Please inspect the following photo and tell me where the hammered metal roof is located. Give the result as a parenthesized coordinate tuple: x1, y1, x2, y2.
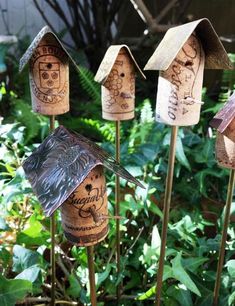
(19, 26, 79, 72)
(144, 18, 232, 71)
(23, 126, 144, 216)
(94, 44, 146, 84)
(210, 92, 235, 132)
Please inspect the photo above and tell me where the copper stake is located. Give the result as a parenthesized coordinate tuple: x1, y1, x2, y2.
(49, 115, 56, 306)
(115, 120, 121, 304)
(213, 169, 235, 306)
(87, 246, 97, 306)
(156, 126, 178, 306)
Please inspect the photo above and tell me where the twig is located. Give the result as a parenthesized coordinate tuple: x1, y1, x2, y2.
(124, 226, 144, 257)
(129, 0, 177, 33)
(155, 0, 178, 23)
(16, 297, 78, 305)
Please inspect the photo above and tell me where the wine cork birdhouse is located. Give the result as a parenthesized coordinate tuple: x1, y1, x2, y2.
(210, 92, 235, 170)
(94, 45, 145, 121)
(210, 92, 235, 142)
(23, 126, 143, 246)
(144, 18, 231, 126)
(19, 26, 78, 116)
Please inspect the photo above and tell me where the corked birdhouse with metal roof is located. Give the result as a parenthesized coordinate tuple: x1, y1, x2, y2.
(23, 126, 143, 246)
(210, 92, 235, 142)
(210, 92, 235, 169)
(19, 26, 79, 116)
(94, 45, 145, 121)
(144, 18, 232, 126)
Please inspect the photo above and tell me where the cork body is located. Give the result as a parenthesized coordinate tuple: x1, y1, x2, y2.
(216, 132, 235, 169)
(156, 34, 205, 126)
(29, 34, 69, 115)
(102, 48, 135, 121)
(223, 120, 235, 143)
(61, 165, 108, 246)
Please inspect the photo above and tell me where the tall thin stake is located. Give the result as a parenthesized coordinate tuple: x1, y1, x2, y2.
(87, 246, 97, 306)
(115, 120, 121, 303)
(213, 169, 235, 306)
(156, 126, 178, 306)
(49, 115, 56, 306)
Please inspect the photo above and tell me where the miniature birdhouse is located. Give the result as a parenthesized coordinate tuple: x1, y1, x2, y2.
(144, 18, 231, 126)
(23, 126, 143, 246)
(94, 45, 145, 121)
(19, 26, 78, 116)
(215, 132, 235, 170)
(210, 92, 235, 142)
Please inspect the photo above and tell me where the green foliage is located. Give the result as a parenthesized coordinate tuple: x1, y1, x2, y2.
(0, 275, 32, 306)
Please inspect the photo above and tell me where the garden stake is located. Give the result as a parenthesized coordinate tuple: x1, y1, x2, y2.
(213, 169, 235, 306)
(94, 45, 145, 303)
(210, 95, 235, 305)
(156, 126, 178, 306)
(50, 115, 56, 306)
(115, 120, 121, 302)
(87, 246, 97, 306)
(144, 18, 231, 305)
(19, 26, 79, 306)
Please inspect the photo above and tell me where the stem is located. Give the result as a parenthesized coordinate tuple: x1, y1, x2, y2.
(156, 126, 178, 306)
(213, 169, 235, 306)
(50, 115, 56, 306)
(115, 120, 121, 304)
(87, 246, 97, 306)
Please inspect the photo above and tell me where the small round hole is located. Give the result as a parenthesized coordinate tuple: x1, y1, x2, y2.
(120, 73, 125, 77)
(47, 63, 52, 69)
(85, 184, 92, 192)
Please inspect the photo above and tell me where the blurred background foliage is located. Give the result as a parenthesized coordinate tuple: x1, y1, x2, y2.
(0, 0, 235, 305)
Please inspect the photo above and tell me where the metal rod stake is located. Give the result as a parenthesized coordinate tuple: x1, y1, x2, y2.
(87, 246, 97, 306)
(156, 126, 178, 306)
(50, 115, 56, 306)
(115, 120, 121, 304)
(213, 169, 235, 306)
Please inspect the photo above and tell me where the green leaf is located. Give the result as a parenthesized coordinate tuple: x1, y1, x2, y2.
(194, 139, 215, 167)
(225, 260, 235, 278)
(171, 252, 201, 296)
(167, 284, 193, 306)
(96, 264, 111, 288)
(229, 290, 235, 306)
(0, 275, 32, 306)
(13, 245, 40, 273)
(195, 169, 224, 195)
(66, 274, 82, 299)
(79, 66, 100, 103)
(182, 257, 208, 273)
(176, 136, 191, 170)
(0, 247, 11, 268)
(16, 215, 50, 246)
(151, 225, 161, 249)
(15, 265, 41, 283)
